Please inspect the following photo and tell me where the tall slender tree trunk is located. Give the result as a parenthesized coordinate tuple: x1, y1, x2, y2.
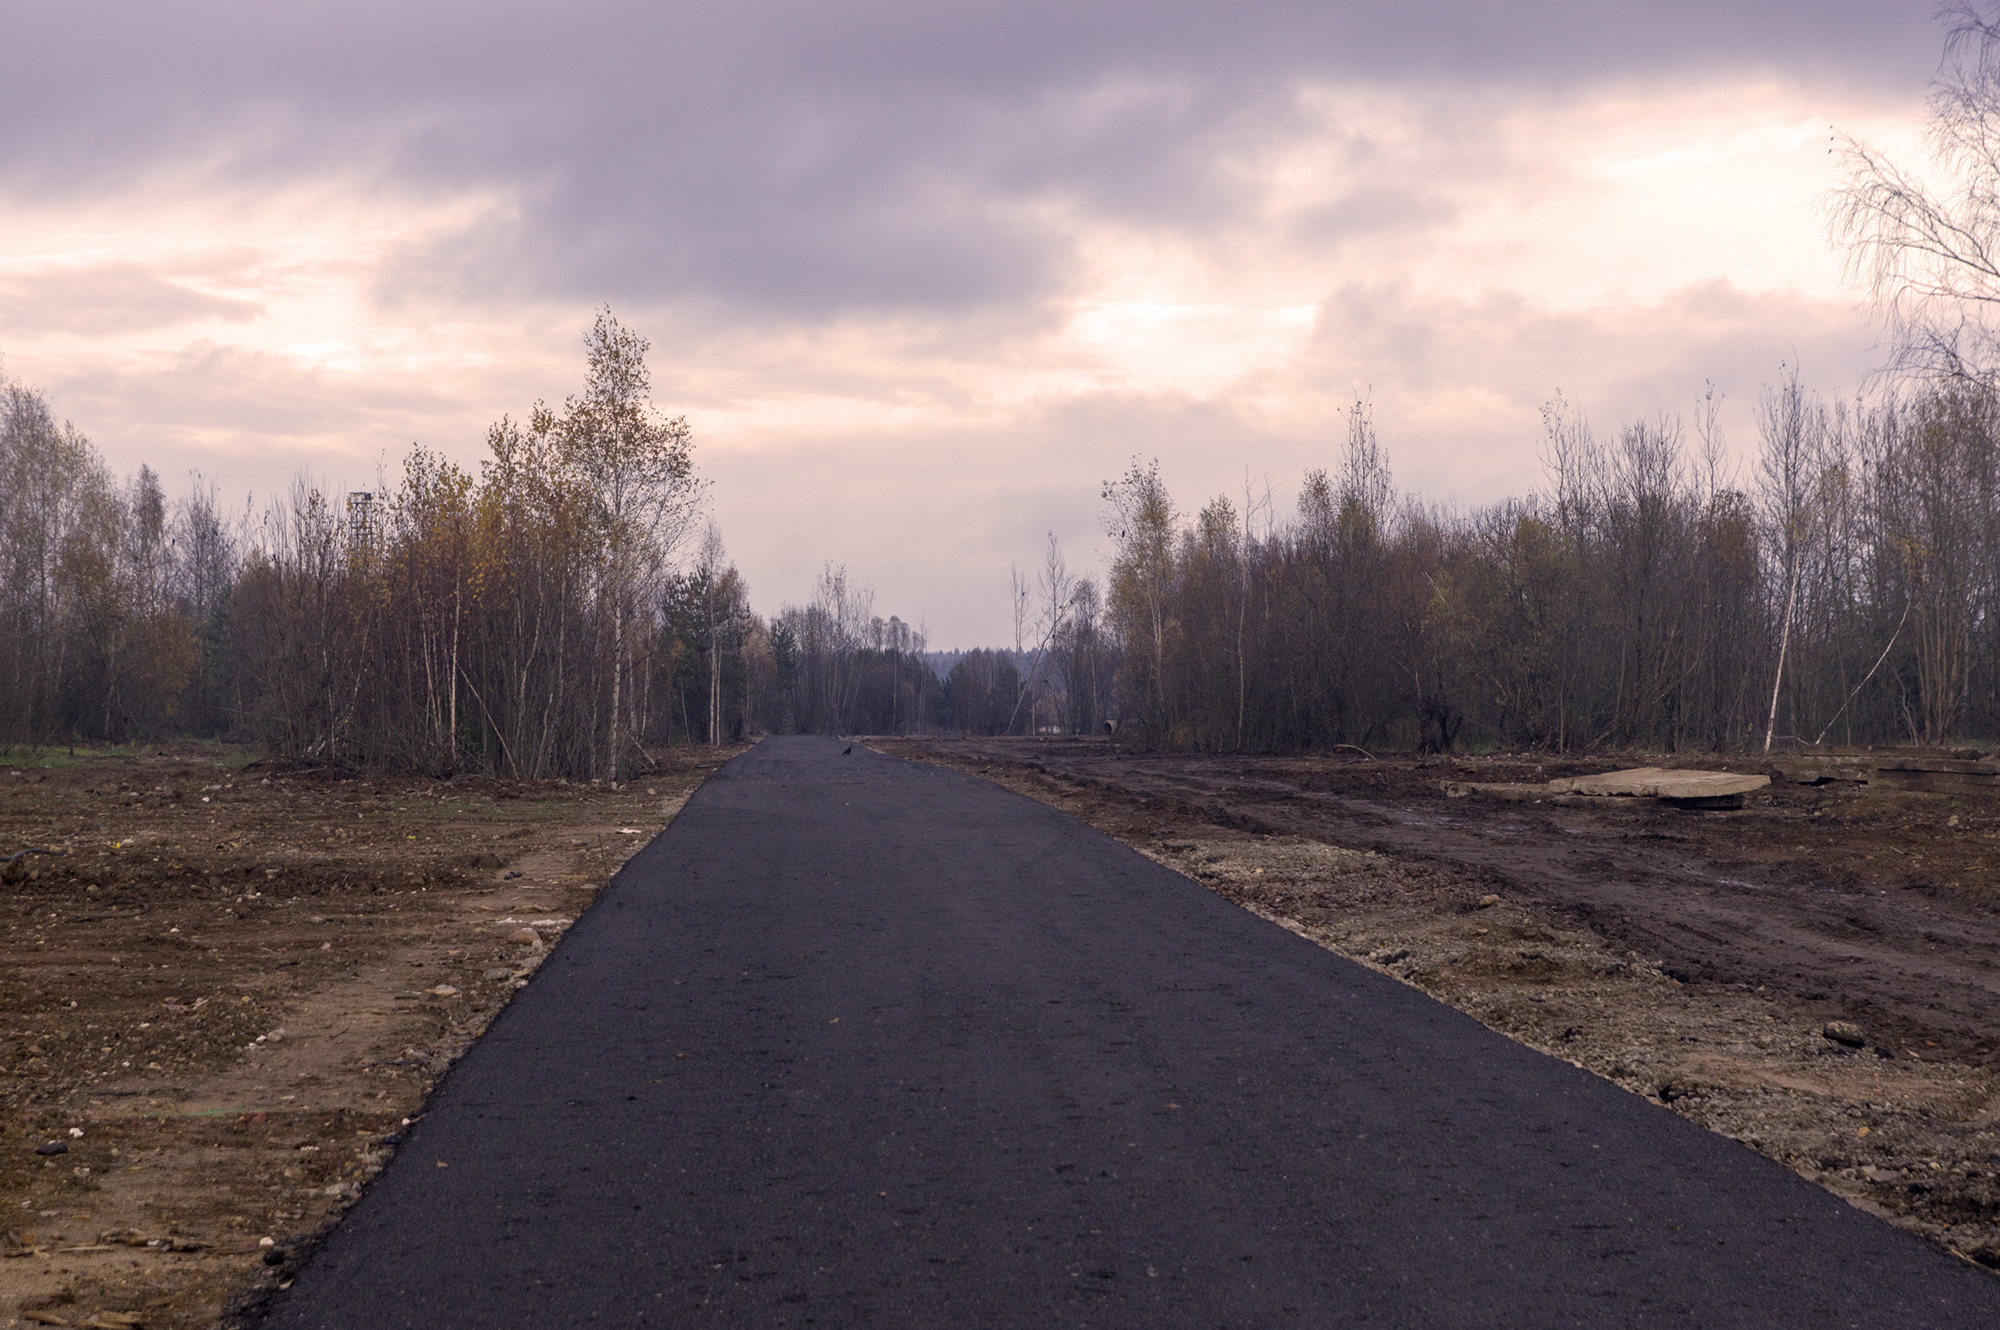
(449, 578, 461, 769)
(711, 640, 721, 744)
(1235, 548, 1249, 749)
(1764, 569, 1799, 753)
(608, 592, 624, 781)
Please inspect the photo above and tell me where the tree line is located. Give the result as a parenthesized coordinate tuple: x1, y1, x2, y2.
(0, 310, 1067, 768)
(2, 312, 718, 776)
(1101, 377, 2000, 753)
(17, 339, 1998, 760)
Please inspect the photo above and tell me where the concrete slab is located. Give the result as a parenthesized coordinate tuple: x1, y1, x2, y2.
(1547, 767, 1769, 799)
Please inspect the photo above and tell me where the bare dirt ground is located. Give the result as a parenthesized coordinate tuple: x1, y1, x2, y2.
(876, 735, 2000, 1273)
(0, 741, 743, 1330)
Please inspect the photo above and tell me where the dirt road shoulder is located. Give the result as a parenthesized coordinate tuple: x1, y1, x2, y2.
(1, 742, 746, 1330)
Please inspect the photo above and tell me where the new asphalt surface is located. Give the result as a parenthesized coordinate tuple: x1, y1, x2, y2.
(259, 736, 2000, 1327)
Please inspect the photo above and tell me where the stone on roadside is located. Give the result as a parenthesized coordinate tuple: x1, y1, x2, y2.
(508, 928, 542, 947)
(1657, 1077, 1706, 1103)
(1822, 1020, 1866, 1047)
(33, 1140, 66, 1156)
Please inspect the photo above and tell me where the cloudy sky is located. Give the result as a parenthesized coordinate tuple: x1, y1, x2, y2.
(0, 1, 1951, 645)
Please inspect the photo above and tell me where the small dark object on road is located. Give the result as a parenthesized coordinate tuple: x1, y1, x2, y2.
(265, 1248, 288, 1266)
(34, 1140, 67, 1156)
(843, 745, 853, 755)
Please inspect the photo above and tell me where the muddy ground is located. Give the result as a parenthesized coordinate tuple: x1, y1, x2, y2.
(0, 742, 741, 1330)
(877, 736, 2000, 1273)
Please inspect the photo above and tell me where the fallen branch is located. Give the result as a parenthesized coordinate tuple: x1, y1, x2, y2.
(1814, 598, 1913, 747)
(456, 665, 521, 780)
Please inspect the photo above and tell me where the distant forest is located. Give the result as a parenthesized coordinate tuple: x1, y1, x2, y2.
(1101, 379, 1999, 754)
(5, 319, 1999, 768)
(0, 313, 1105, 774)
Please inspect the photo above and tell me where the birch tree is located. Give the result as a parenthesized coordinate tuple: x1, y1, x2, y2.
(556, 309, 704, 778)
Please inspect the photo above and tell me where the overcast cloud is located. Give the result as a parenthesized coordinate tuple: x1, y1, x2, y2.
(0, 1, 1951, 644)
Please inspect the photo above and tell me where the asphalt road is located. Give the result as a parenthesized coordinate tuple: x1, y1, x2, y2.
(258, 736, 2000, 1328)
